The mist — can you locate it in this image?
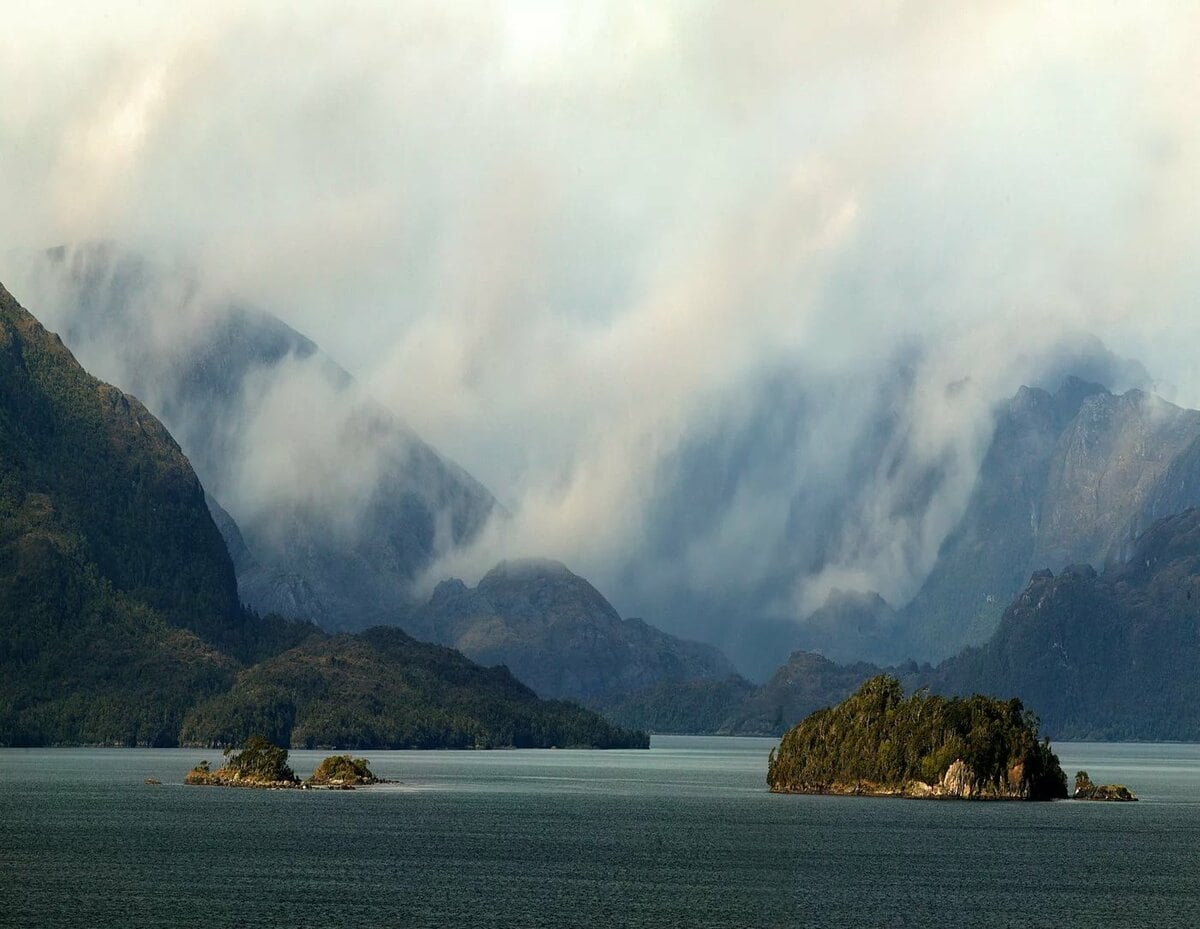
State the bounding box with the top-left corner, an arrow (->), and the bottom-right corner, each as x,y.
4,2 -> 1200,671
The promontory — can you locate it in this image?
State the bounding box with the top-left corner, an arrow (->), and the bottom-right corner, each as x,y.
767,676 -> 1068,800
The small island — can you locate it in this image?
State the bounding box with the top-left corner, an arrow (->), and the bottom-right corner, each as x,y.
184,737 -> 384,790
304,754 -> 381,789
1074,771 -> 1137,802
185,736 -> 300,788
767,676 -> 1068,800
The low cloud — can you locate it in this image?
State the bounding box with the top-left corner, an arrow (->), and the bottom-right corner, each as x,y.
4,2 -> 1200,660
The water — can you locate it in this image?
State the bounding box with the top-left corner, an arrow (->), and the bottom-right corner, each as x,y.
2,737 -> 1198,928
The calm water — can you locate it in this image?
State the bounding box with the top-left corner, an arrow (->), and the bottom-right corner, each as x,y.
2,737 -> 1198,928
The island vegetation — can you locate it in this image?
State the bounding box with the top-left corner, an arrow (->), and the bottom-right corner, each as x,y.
767,675 -> 1067,800
184,738 -> 389,790
185,736 -> 300,788
306,754 -> 379,788
1074,771 -> 1137,801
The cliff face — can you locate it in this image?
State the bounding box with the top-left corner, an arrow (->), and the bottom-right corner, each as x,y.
898,379 -> 1200,662
935,508 -> 1200,740
767,676 -> 1067,800
403,559 -> 735,701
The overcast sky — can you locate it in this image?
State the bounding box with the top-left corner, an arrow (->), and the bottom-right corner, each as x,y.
4,2 -> 1200,633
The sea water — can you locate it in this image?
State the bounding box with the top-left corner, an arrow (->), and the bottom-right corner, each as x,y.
2,737 -> 1198,928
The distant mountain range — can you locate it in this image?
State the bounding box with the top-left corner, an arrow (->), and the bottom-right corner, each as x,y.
607,505 -> 1200,741
9,242 -> 1200,746
0,281 -> 642,749
892,377 -> 1200,661
11,243 -> 497,631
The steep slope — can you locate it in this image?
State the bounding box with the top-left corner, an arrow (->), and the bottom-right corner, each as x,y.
935,509 -> 1200,740
0,282 -> 248,744
897,378 -> 1107,658
181,627 -> 647,749
0,284 -> 644,750
9,243 -> 497,630
898,379 -> 1200,661
404,559 -> 735,701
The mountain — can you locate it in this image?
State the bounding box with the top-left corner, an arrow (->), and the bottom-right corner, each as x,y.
615,507 -> 1200,742
896,378 -> 1200,661
605,341 -> 1149,679
403,559 -> 736,701
933,509 -> 1200,740
8,243 -> 497,630
791,589 -> 899,666
180,626 -> 647,750
587,676 -> 756,735
0,282 -> 642,749
0,280 -> 267,744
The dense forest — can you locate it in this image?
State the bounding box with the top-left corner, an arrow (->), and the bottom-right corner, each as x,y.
0,283 -> 646,750
181,627 -> 648,749
767,676 -> 1067,800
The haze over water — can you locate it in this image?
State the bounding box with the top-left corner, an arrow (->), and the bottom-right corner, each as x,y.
3,737 -> 1198,928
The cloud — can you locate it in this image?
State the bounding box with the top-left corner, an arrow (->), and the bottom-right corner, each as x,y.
4,1 -> 1200,663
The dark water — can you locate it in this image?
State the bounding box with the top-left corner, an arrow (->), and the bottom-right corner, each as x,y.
2,737 -> 1198,928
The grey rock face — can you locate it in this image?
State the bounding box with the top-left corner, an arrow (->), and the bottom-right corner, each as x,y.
898,379 -> 1200,661
404,559 -> 735,700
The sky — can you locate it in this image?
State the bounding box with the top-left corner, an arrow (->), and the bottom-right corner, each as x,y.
3,2 -> 1200,654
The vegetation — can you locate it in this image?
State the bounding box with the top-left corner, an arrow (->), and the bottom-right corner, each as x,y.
767,675 -> 1067,800
181,628 -> 649,750
184,735 -> 299,787
589,676 -> 756,734
307,754 -> 378,787
1074,771 -> 1137,802
0,284 -> 648,751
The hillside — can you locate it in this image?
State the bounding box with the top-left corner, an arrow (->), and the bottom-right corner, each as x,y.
10,243 -> 498,630
934,509 -> 1200,740
0,281 -> 264,744
0,283 -> 644,749
404,559 -> 735,701
182,627 -> 647,749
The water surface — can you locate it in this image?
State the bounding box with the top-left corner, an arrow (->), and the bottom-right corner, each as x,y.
2,737 -> 1197,928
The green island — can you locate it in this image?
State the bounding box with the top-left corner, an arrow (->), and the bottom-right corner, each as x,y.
1074,771 -> 1137,802
185,736 -> 300,788
184,737 -> 383,790
767,676 -> 1068,800
306,754 -> 380,788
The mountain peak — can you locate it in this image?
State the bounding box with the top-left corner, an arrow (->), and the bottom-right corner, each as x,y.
482,557 -> 576,582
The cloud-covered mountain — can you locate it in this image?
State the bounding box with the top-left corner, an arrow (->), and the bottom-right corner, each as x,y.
8,243 -> 498,630
932,507 -> 1200,740
0,282 -> 642,749
896,378 -> 1200,661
